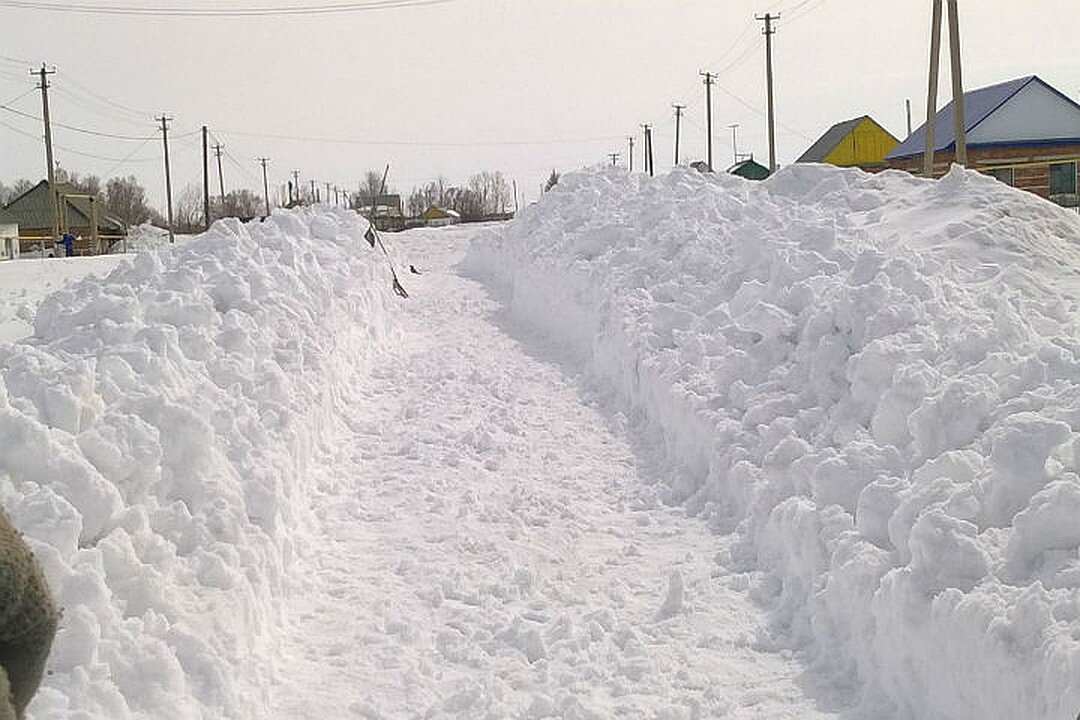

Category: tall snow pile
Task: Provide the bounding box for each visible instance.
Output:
[465,165,1080,719]
[0,207,397,718]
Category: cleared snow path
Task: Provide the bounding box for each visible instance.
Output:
[268,225,839,719]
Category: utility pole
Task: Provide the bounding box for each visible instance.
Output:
[310,179,316,204]
[202,126,211,230]
[946,0,966,166]
[157,115,175,243]
[756,12,779,172]
[923,0,943,176]
[607,152,620,167]
[258,157,271,217]
[212,142,225,210]
[32,64,59,243]
[700,71,715,170]
[628,136,635,172]
[291,170,300,205]
[905,98,913,138]
[512,179,519,213]
[673,104,685,165]
[641,124,653,177]
[728,123,740,165]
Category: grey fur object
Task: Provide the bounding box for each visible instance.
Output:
[0,508,59,719]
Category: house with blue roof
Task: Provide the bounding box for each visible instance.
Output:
[886,76,1080,209]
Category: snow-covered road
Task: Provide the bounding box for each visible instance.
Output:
[269,225,839,719]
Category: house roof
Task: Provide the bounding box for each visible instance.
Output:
[0,207,16,225]
[797,116,866,163]
[2,180,124,232]
[886,75,1080,159]
[421,206,459,219]
[727,158,771,179]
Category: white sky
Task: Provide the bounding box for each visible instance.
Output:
[1,0,1078,212]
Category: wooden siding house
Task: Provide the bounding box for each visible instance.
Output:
[420,206,461,227]
[2,180,125,255]
[797,115,900,170]
[885,76,1080,210]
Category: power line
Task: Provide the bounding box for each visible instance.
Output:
[213,127,625,147]
[0,0,452,16]
[0,103,154,139]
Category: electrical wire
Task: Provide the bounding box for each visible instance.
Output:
[0,0,452,16]
[0,103,154,139]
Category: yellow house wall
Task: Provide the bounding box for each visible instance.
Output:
[823,119,899,166]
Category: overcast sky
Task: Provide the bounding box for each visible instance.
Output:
[2,0,1078,212]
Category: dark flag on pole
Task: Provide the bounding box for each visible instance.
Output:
[365,227,376,248]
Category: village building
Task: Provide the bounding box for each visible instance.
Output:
[797,115,900,170]
[885,75,1080,210]
[419,206,461,227]
[0,208,18,260]
[728,158,771,180]
[2,180,125,255]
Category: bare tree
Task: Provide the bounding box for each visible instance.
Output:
[468,171,511,215]
[355,170,390,209]
[174,184,205,233]
[221,189,262,219]
[105,176,156,227]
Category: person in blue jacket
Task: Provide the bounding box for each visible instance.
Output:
[60,233,74,258]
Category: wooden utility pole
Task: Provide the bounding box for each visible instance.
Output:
[673,104,685,165]
[202,126,211,229]
[756,12,779,172]
[212,142,225,210]
[32,64,59,243]
[258,157,271,217]
[728,123,740,165]
[923,0,944,176]
[290,170,300,204]
[700,71,715,170]
[946,0,966,166]
[607,152,620,167]
[628,136,634,171]
[642,124,653,176]
[905,99,913,138]
[157,115,175,243]
[512,179,519,213]
[309,179,316,204]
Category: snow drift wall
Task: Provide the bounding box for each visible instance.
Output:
[0,208,397,718]
[465,165,1080,720]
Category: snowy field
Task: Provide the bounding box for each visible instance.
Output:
[1,164,1079,719]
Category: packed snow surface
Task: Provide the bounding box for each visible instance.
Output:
[3,163,1080,719]
[466,164,1080,719]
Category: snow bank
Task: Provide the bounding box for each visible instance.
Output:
[0,207,397,718]
[465,165,1080,719]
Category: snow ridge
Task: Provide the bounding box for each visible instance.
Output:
[0,208,397,718]
[465,164,1080,720]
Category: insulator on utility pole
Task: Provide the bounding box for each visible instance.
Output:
[756,12,779,172]
[673,104,685,166]
[700,71,715,171]
[157,115,175,243]
[32,63,59,243]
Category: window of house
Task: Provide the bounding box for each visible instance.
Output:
[987,167,1014,186]
[1049,162,1077,195]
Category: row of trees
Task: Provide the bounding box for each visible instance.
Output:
[2,164,534,233]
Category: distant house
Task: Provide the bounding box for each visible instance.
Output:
[797,115,900,170]
[886,75,1080,209]
[361,193,405,231]
[727,158,771,180]
[2,180,124,255]
[420,206,461,227]
[0,207,18,260]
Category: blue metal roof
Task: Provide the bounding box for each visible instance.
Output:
[885,75,1080,160]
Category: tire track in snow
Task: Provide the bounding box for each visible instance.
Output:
[268,226,841,719]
